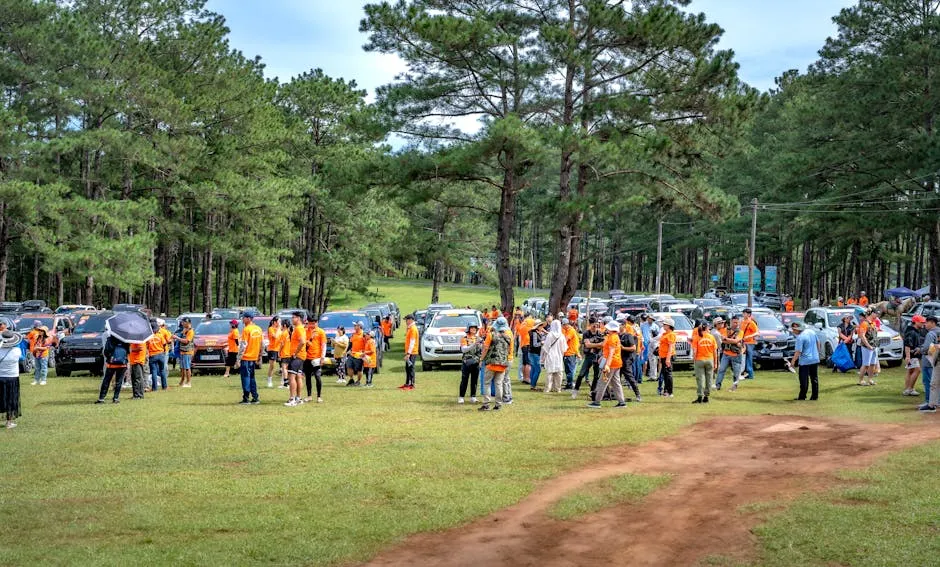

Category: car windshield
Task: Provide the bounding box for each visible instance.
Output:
[429,313,480,329]
[196,320,237,335]
[14,315,54,328]
[729,295,749,305]
[754,314,785,331]
[73,314,110,333]
[696,299,721,307]
[319,313,373,330]
[827,311,858,327]
[780,314,803,326]
[665,316,693,331]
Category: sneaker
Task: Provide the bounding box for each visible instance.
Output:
[304,397,313,403]
[503,399,512,404]
[614,402,627,408]
[5,421,16,429]
[703,396,709,403]
[716,383,722,391]
[284,399,297,407]
[239,400,250,405]
[457,397,465,404]
[635,396,643,402]
[868,380,877,386]
[668,394,674,398]
[182,384,192,388]
[337,378,346,384]
[267,379,273,388]
[470,397,479,404]
[250,399,260,405]
[397,384,407,390]
[122,383,131,389]
[586,402,602,408]
[571,390,579,400]
[298,398,307,404]
[278,384,289,389]
[911,389,920,396]
[112,399,120,404]
[95,399,105,404]
[710,382,717,390]
[40,381,46,386]
[366,383,374,388]
[918,404,937,413]
[692,397,703,404]
[405,385,415,390]
[316,397,323,403]
[478,404,491,412]
[492,404,501,411]
[731,381,738,392]
[346,381,356,387]
[30,381,37,386]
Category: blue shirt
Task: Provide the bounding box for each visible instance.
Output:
[795,329,820,365]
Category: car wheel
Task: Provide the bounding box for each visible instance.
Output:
[422,361,433,372]
[823,344,833,368]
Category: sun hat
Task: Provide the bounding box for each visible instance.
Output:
[712,317,725,324]
[1,329,23,348]
[912,314,927,324]
[493,317,509,332]
[605,321,620,332]
[37,325,50,333]
[662,318,675,328]
[157,318,166,326]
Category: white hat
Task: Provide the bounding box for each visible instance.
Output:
[605,321,620,332]
[662,318,675,328]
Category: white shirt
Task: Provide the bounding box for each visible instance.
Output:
[0,347,21,378]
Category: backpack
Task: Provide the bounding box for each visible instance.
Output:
[106,337,129,365]
[484,332,510,367]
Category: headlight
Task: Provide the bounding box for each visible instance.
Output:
[424,335,440,345]
[891,336,902,343]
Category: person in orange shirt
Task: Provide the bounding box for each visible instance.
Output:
[237,312,264,405]
[691,322,718,403]
[784,296,795,312]
[517,316,534,384]
[265,317,283,389]
[740,308,759,381]
[380,316,393,351]
[346,322,367,387]
[659,318,677,397]
[858,291,869,307]
[587,321,626,408]
[278,320,293,389]
[567,307,579,325]
[222,319,240,379]
[856,309,878,386]
[174,318,195,388]
[847,296,858,305]
[29,326,54,386]
[478,317,514,411]
[304,315,327,400]
[129,341,147,399]
[285,312,307,407]
[363,330,378,387]
[489,306,500,323]
[146,324,168,391]
[561,320,580,389]
[400,314,420,390]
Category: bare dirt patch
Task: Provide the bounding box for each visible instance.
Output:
[362,415,938,567]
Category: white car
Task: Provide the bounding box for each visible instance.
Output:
[649,312,694,365]
[420,309,483,371]
[522,297,547,317]
[662,302,704,323]
[801,307,903,366]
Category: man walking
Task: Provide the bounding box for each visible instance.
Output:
[715,317,744,391]
[659,318,677,397]
[789,320,821,401]
[561,319,580,389]
[459,324,482,404]
[587,321,627,409]
[903,315,926,397]
[479,317,513,411]
[740,309,759,380]
[400,314,419,390]
[238,312,264,405]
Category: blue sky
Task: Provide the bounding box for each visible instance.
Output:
[206,0,854,95]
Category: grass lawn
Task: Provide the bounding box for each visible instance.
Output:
[2,281,935,566]
[549,473,671,521]
[326,278,531,315]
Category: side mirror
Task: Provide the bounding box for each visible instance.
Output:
[814,323,823,330]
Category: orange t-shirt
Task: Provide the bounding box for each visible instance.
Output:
[784,300,794,312]
[858,321,873,346]
[268,327,283,352]
[602,333,623,369]
[227,329,239,353]
[306,326,327,361]
[659,330,676,359]
[159,328,173,352]
[146,332,166,357]
[289,326,307,360]
[349,331,366,359]
[129,343,147,365]
[364,337,377,369]
[483,330,514,372]
[847,298,857,305]
[741,319,759,345]
[517,319,533,347]
[562,325,580,356]
[279,328,292,359]
[693,332,717,362]
[719,327,743,357]
[241,323,263,362]
[859,297,869,307]
[380,320,393,338]
[405,325,419,355]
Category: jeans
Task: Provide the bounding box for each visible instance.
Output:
[716,353,742,387]
[798,363,819,400]
[744,344,755,379]
[33,356,48,383]
[924,364,934,405]
[99,366,125,401]
[460,361,480,398]
[632,355,643,383]
[563,355,578,387]
[404,355,416,386]
[528,353,542,387]
[149,353,167,390]
[240,360,258,401]
[574,352,599,391]
[621,359,641,398]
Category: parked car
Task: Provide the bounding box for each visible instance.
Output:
[900,301,940,333]
[54,304,96,315]
[522,297,547,316]
[386,302,401,327]
[318,311,383,373]
[722,293,751,307]
[778,312,805,327]
[413,310,429,335]
[756,292,783,311]
[211,308,241,320]
[703,287,729,299]
[693,298,722,308]
[11,313,73,338]
[0,302,22,313]
[662,302,705,324]
[650,298,683,312]
[274,308,310,323]
[566,296,586,311]
[55,311,113,377]
[420,309,482,371]
[19,299,51,313]
[361,303,393,328]
[649,312,694,365]
[802,307,903,367]
[702,306,741,324]
[112,303,151,317]
[608,301,649,320]
[192,318,239,372]
[750,312,795,368]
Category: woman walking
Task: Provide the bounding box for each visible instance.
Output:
[459,324,482,404]
[527,320,545,390]
[541,320,567,393]
[30,326,54,386]
[691,321,717,403]
[587,321,627,408]
[0,330,23,428]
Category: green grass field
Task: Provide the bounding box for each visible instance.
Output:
[2,280,936,566]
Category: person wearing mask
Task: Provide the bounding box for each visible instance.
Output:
[587,321,627,408]
[572,318,603,399]
[479,317,514,411]
[400,314,419,390]
[331,327,350,385]
[304,316,327,399]
[856,309,878,387]
[527,320,546,390]
[788,320,821,401]
[237,312,264,405]
[691,321,717,404]
[97,334,130,404]
[363,330,378,388]
[0,330,24,428]
[618,319,641,402]
[738,309,759,381]
[175,318,195,388]
[902,315,926,397]
[714,317,743,391]
[561,320,580,390]
[458,324,482,404]
[265,317,283,389]
[222,319,240,379]
[541,320,567,393]
[917,316,939,412]
[659,318,677,398]
[284,312,307,407]
[30,326,54,386]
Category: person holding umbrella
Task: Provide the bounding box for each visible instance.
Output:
[98,334,130,403]
[98,312,155,403]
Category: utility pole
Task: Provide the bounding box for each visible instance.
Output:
[655,219,663,295]
[747,198,758,308]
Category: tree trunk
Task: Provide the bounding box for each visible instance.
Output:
[496,165,518,313]
[201,247,213,313]
[85,275,95,306]
[929,218,940,297]
[0,202,8,302]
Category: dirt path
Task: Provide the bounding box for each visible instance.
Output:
[363,415,938,567]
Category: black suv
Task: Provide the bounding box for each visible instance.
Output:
[56,311,113,376]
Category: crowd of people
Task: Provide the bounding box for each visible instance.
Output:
[0,299,938,429]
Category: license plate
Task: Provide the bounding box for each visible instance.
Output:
[75,357,97,364]
[769,352,783,359]
[444,346,460,353]
[201,355,221,361]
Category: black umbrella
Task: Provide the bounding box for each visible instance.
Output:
[105,312,154,344]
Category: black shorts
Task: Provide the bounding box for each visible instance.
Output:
[267,350,279,362]
[225,352,237,367]
[346,357,364,373]
[288,358,304,374]
[521,346,531,366]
